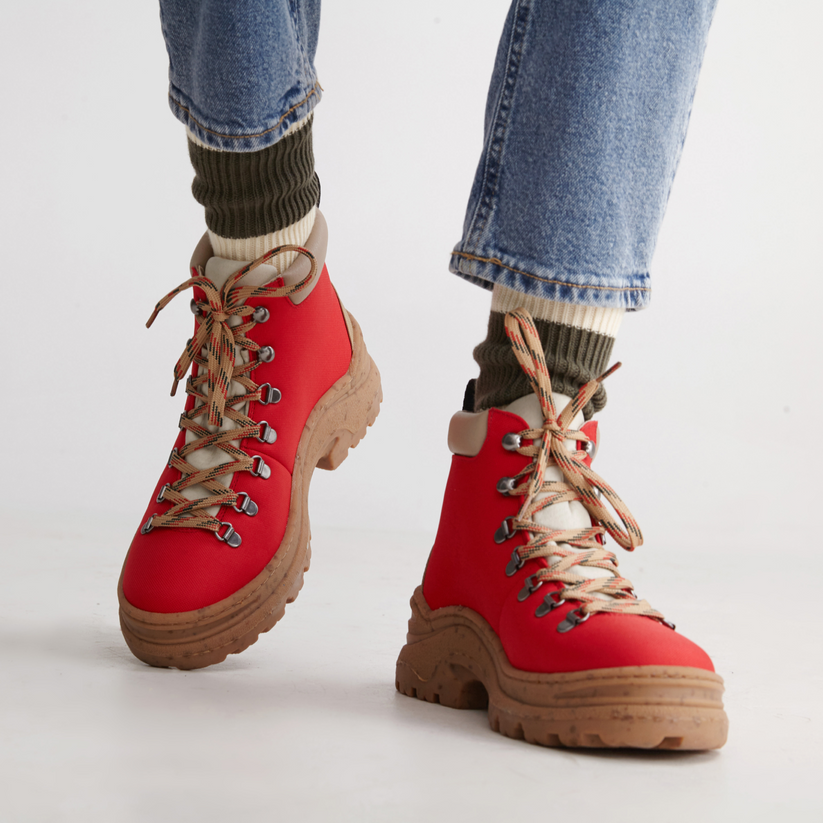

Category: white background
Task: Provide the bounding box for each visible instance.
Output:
[0,1,821,820]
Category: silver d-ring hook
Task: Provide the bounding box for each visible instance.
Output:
[496,477,516,495]
[557,607,591,633]
[256,421,277,444]
[502,433,522,451]
[583,438,598,461]
[517,573,544,602]
[232,492,258,516]
[215,521,242,548]
[494,516,515,544]
[250,455,271,479]
[505,549,525,577]
[535,590,566,618]
[258,383,282,405]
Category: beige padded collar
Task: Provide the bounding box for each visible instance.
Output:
[189,210,329,305]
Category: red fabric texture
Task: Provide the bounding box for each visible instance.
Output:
[422,409,714,674]
[122,264,351,613]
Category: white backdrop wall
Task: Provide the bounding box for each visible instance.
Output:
[0,0,820,549]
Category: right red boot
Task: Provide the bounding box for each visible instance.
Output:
[396,308,728,750]
[118,212,382,669]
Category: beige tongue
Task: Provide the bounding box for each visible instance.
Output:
[501,393,615,598]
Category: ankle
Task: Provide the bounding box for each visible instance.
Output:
[188,115,319,271]
[473,285,623,418]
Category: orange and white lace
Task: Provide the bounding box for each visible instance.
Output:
[503,308,665,621]
[142,245,317,535]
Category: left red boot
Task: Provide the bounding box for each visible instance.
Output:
[396,308,728,749]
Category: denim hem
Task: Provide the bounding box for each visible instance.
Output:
[449,249,651,311]
[168,81,322,152]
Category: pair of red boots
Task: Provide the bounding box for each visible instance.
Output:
[119,215,728,750]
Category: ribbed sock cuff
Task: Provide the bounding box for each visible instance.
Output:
[188,115,319,239]
[474,288,623,419]
[208,206,317,270]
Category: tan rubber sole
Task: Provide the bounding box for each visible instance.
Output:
[118,313,382,670]
[396,587,728,750]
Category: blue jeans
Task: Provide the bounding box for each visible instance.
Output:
[161,0,716,310]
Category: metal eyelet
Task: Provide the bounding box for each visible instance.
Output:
[258,346,275,363]
[517,573,544,602]
[494,516,515,544]
[252,306,270,323]
[662,619,677,631]
[583,439,597,457]
[156,483,170,503]
[502,433,522,451]
[232,492,258,516]
[535,590,566,618]
[557,607,591,633]
[140,515,155,535]
[505,549,525,577]
[258,383,282,405]
[215,521,242,548]
[496,477,516,495]
[189,299,202,316]
[257,421,277,444]
[167,448,178,468]
[250,455,271,479]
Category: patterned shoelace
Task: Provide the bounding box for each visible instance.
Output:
[141,245,317,538]
[503,308,665,622]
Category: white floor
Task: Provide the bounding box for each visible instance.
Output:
[3,512,820,822]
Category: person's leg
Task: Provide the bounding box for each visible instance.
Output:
[162,0,322,270]
[461,0,716,416]
[118,0,382,669]
[397,0,728,750]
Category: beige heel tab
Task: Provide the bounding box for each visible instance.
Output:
[190,232,213,272]
[287,209,328,305]
[447,410,490,457]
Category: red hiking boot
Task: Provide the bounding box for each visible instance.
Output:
[119,212,381,668]
[396,308,727,749]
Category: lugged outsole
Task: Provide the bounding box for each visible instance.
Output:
[118,313,381,670]
[395,587,728,750]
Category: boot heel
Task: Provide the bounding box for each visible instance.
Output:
[314,313,382,471]
[396,643,490,710]
[395,588,490,710]
[315,372,381,470]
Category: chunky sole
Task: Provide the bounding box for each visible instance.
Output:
[118,312,381,670]
[396,587,728,750]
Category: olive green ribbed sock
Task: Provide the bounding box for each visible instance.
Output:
[187,116,320,267]
[474,285,624,419]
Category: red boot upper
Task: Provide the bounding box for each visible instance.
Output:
[422,409,715,674]
[122,264,351,613]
